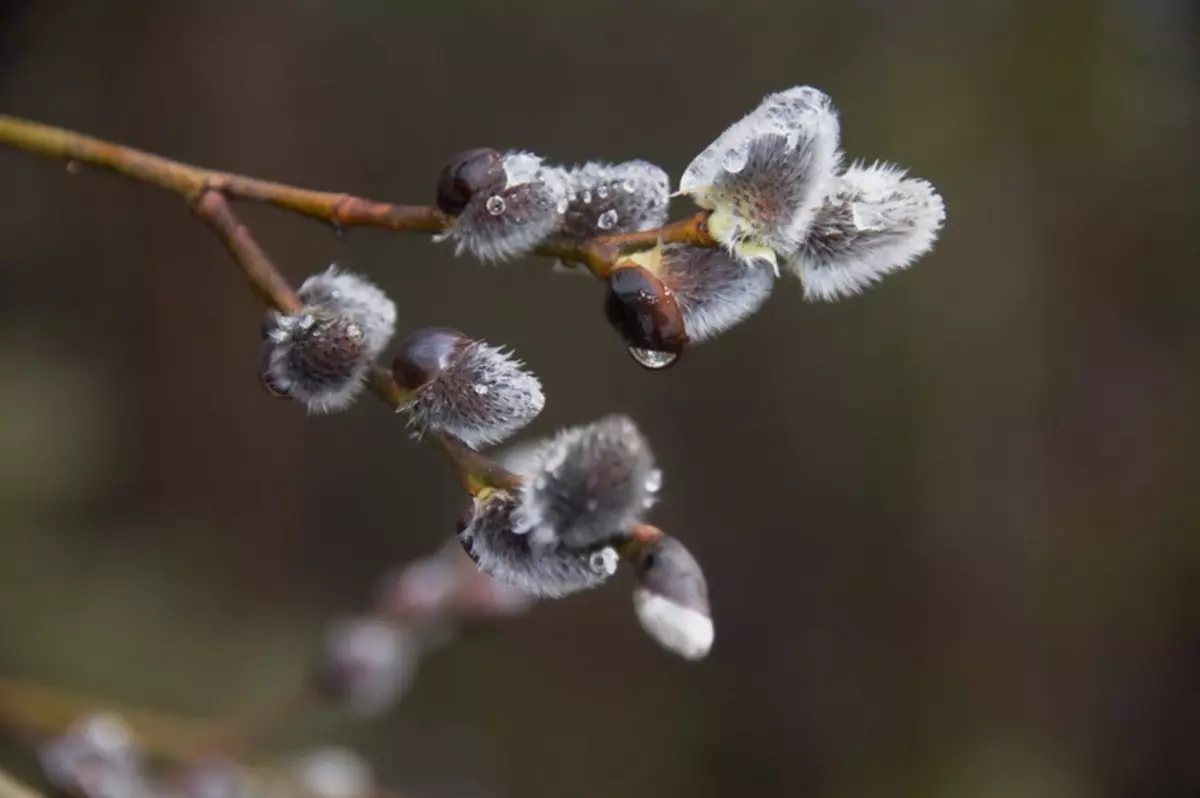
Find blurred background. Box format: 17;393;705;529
1;1;1198;796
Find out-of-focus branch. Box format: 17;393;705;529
0;767;46;798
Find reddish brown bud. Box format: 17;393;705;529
603;264;689;368
436;148;505;216
391;327;470;391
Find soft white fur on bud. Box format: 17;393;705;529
558;160;670;240
629;244;776;343
298;266;397;354
457;489;619;598
440;151;570;263
679;86;842;269
513;414;659;548
788;162;946;300
261;267;396;414
631;534;713;660
402;340;545;449
40;713;149;798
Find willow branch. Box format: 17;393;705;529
0;768;44;798
0;114;713;277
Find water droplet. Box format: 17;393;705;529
589;548;618;575
627;347;678;370
555;197;569;214
644;468;663;493
596;184;609;199
581;189;592;204
721;146;749;173
486;195;506;215
623;180;636;193
64;160;81;175
473;384;489;395
597;209;619;231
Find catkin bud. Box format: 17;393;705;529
315;617;417;716
557;160;670;240
513;414;660;548
393;327;545;449
39;713;151;798
625;243;776;343
435;149;570;262
679;86;843;270
457;488;619;598
289;749;374;798
260;267;396;414
630;533;714;660
788;161;946;300
604;263;689;369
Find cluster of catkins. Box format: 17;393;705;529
256;85;946;663
435;85;945;366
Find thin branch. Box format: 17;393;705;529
0;114;714;278
0;768;45;798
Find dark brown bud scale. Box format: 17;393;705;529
436;148;505;216
392;327;471;391
603;265;689;356
288;313;368;385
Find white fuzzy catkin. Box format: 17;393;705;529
457;489;620;598
632;534;713;660
513;414;659;549
440;151;570;263
788;161;946;300
261;267;396;414
290;749;375;798
318;617;416;716
635;244;776;343
679;86;842;268
557;160;670;241
401;340;545;449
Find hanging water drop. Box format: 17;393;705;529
721;146;749;173
486;195;506;215
627;347;678;370
597;209;619;231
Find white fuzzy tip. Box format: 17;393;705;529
789;161;946;300
633;588;714;661
557;160;671;242
679;85;842;262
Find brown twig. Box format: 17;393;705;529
0;114;713;278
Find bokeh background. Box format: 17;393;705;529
1;1;1198;796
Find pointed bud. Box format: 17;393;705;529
314;617;417;716
289;749;374;798
604;263;688;368
626;243;776;343
557;160;670;240
630;533;713;660
436;150;570;262
393;327;545;449
457;489;619;598
679;86;842;267
513;414;659;549
789;162;946;300
260;267;396;414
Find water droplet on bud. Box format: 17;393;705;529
721;146;749;173
644;468;663;493
486;195;506;215
597;209;619;230
628;347;678;370
581;189;592;204
556;197;569;214
596;185;609;199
